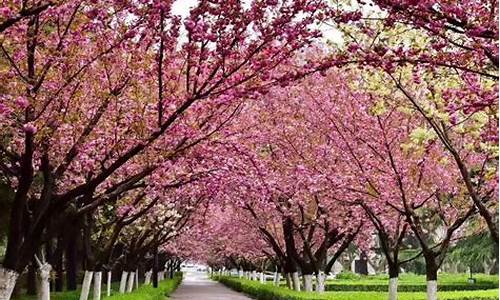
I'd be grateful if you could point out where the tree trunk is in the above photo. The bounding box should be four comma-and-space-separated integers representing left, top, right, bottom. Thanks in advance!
388, 264, 399, 300
79, 271, 94, 300
66, 234, 78, 291
135, 269, 139, 289
27, 262, 37, 295
259, 272, 265, 283
106, 271, 112, 297
285, 273, 292, 289
315, 271, 326, 292
0, 267, 19, 300
273, 272, 281, 286
426, 261, 438, 300
126, 271, 135, 292
291, 272, 301, 291
169, 266, 174, 279
483, 261, 493, 275
145, 270, 152, 285
36, 262, 52, 300
54, 247, 64, 292
152, 248, 158, 288
119, 271, 128, 293
302, 274, 313, 292
93, 271, 102, 300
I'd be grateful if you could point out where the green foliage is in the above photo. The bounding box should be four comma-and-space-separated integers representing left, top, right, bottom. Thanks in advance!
326, 272, 499, 289
105, 273, 182, 300
15, 273, 182, 300
335, 271, 361, 280
214, 276, 499, 300
448, 232, 497, 271
324, 283, 497, 292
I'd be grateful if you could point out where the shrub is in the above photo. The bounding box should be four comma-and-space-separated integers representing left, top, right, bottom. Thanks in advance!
106, 272, 182, 300
335, 272, 362, 280
325, 283, 498, 292
214, 276, 499, 300
15, 273, 183, 300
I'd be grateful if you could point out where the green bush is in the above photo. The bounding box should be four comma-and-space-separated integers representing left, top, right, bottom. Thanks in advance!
325, 283, 498, 292
335, 272, 362, 280
106, 272, 182, 300
324, 273, 498, 292
214, 276, 499, 300
15, 273, 183, 300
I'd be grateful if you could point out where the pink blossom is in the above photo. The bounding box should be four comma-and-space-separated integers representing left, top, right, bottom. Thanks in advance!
15, 96, 29, 109
23, 123, 37, 134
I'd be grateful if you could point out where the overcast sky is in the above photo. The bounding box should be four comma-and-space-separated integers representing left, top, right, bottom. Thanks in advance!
170, 0, 344, 45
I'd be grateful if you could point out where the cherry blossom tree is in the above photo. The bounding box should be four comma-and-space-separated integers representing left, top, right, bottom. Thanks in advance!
332, 0, 499, 245
0, 1, 333, 297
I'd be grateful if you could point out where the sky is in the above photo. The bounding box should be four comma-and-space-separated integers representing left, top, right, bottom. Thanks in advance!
170, 0, 345, 45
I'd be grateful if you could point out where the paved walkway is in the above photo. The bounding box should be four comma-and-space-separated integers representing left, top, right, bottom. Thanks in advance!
170, 271, 251, 300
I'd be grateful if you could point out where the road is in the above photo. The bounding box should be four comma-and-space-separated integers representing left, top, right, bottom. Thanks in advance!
170, 271, 252, 300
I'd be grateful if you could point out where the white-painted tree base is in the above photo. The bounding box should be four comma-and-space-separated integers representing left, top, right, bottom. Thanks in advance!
119, 271, 128, 293
273, 272, 281, 286
126, 272, 135, 292
315, 272, 326, 292
292, 272, 301, 291
427, 280, 437, 300
79, 271, 94, 300
0, 267, 19, 300
93, 272, 102, 300
285, 273, 292, 289
106, 272, 112, 297
259, 272, 265, 284
302, 274, 313, 292
36, 262, 52, 300
145, 270, 152, 285
251, 271, 257, 281
388, 277, 398, 300
135, 270, 139, 289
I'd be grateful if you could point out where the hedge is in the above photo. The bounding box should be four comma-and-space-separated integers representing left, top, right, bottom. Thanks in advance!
214, 276, 499, 300
105, 272, 183, 300
16, 272, 183, 300
324, 283, 498, 292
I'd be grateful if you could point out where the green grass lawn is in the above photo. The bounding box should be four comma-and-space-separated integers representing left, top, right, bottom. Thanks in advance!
15, 273, 182, 300
216, 276, 499, 300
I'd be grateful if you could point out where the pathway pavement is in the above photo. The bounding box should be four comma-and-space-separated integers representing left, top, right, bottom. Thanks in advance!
170, 271, 251, 300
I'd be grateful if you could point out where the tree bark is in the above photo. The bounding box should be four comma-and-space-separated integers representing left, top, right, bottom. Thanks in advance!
315, 271, 326, 292
388, 263, 399, 300
285, 273, 292, 289
54, 245, 64, 292
27, 261, 37, 295
79, 271, 94, 300
152, 248, 158, 288
36, 262, 52, 300
126, 271, 135, 292
273, 272, 280, 286
291, 272, 301, 291
119, 271, 128, 293
106, 271, 112, 297
93, 271, 102, 300
425, 260, 438, 300
0, 267, 19, 300
65, 232, 78, 291
145, 270, 152, 285
302, 274, 313, 292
